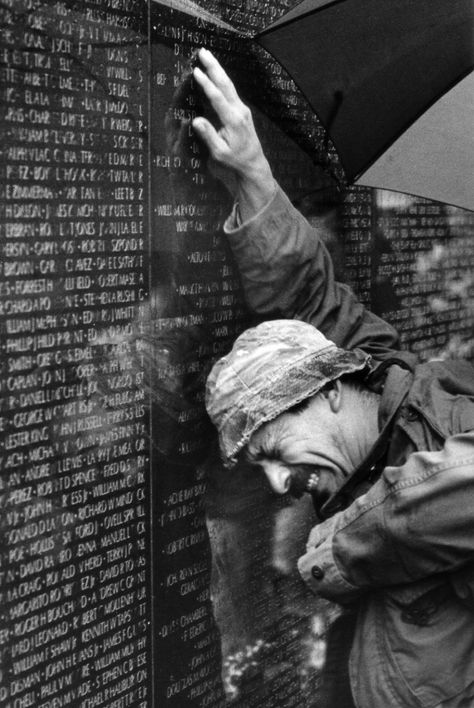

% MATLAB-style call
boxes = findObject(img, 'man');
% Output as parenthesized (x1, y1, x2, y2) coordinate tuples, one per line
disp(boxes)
(192, 49, 474, 708)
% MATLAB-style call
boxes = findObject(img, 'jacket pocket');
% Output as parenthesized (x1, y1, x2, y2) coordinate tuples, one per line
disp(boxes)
(385, 577, 447, 615)
(380, 581, 474, 707)
(386, 577, 450, 627)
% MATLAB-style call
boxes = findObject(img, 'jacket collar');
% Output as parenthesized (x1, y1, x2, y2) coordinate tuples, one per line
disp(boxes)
(318, 363, 413, 519)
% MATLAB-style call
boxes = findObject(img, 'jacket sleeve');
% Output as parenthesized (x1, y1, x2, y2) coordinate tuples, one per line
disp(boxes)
(298, 431, 474, 602)
(224, 185, 403, 361)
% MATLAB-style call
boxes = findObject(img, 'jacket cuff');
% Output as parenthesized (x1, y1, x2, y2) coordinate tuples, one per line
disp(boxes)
(223, 181, 279, 235)
(298, 516, 361, 602)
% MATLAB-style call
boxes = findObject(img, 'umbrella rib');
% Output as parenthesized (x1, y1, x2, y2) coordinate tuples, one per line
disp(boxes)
(255, 0, 350, 38)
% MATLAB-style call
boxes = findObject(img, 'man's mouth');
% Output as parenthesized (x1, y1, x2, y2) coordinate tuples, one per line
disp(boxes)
(287, 465, 319, 498)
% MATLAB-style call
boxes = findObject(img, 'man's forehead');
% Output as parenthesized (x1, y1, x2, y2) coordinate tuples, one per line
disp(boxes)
(245, 393, 342, 462)
(246, 407, 316, 462)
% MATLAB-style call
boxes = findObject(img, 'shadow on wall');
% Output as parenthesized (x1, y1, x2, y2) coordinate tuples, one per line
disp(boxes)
(203, 452, 356, 707)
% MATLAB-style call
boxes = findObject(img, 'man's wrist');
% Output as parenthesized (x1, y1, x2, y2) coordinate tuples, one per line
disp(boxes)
(235, 158, 275, 223)
(224, 178, 278, 234)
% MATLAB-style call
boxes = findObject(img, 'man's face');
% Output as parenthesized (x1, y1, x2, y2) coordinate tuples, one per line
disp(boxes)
(245, 386, 364, 509)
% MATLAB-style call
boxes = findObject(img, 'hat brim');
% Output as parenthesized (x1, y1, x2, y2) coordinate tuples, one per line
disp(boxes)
(222, 346, 371, 467)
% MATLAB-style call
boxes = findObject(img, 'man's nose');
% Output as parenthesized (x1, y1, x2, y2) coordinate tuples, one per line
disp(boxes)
(263, 462, 291, 495)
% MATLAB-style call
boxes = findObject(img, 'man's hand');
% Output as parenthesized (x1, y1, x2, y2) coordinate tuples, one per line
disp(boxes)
(192, 48, 275, 222)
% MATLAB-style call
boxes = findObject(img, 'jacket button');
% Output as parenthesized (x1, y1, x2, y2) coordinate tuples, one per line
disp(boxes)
(402, 407, 418, 421)
(311, 565, 324, 580)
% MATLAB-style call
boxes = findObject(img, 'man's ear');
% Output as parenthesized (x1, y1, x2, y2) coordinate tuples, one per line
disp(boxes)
(326, 379, 342, 413)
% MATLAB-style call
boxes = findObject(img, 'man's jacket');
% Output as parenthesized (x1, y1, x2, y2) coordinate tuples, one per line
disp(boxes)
(224, 185, 474, 708)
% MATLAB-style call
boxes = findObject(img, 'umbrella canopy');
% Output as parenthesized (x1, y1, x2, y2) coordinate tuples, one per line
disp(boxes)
(257, 0, 474, 211)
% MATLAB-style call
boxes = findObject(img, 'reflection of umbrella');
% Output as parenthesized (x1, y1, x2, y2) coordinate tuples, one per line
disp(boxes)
(257, 0, 474, 211)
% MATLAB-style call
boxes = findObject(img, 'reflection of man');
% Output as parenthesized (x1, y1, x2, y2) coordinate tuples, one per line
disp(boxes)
(192, 49, 474, 708)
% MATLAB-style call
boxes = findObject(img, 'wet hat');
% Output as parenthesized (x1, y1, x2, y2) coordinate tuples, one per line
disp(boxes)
(205, 319, 370, 467)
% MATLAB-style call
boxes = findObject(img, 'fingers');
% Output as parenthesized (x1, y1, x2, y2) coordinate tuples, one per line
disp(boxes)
(192, 116, 227, 159)
(196, 48, 239, 103)
(192, 48, 245, 127)
(192, 66, 235, 125)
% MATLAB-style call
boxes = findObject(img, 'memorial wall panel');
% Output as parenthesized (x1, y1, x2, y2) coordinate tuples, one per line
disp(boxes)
(0, 1, 473, 707)
(0, 2, 151, 706)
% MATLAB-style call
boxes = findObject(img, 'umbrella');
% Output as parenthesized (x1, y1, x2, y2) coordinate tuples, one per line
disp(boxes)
(256, 0, 474, 211)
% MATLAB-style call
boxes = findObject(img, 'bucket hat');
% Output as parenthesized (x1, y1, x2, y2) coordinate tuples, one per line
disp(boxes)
(206, 319, 370, 467)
